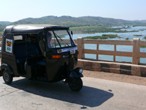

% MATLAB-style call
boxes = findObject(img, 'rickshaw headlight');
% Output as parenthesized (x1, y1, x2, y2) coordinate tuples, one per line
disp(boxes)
(74, 67, 83, 74)
(79, 68, 83, 74)
(70, 68, 83, 78)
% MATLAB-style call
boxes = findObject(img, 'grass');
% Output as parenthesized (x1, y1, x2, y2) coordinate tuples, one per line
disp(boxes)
(134, 34, 142, 36)
(70, 25, 128, 34)
(125, 38, 129, 40)
(83, 34, 120, 39)
(70, 25, 138, 34)
(141, 46, 146, 48)
(0, 31, 2, 36)
(143, 36, 146, 40)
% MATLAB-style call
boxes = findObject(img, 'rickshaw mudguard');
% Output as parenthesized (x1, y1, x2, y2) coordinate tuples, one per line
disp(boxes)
(69, 67, 83, 78)
(0, 72, 2, 76)
(45, 59, 66, 81)
(0, 67, 2, 76)
(1, 63, 13, 75)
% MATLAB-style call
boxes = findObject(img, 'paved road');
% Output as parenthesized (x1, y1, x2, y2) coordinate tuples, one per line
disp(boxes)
(0, 77, 146, 110)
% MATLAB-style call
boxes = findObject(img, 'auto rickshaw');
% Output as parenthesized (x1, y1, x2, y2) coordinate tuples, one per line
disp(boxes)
(0, 25, 83, 91)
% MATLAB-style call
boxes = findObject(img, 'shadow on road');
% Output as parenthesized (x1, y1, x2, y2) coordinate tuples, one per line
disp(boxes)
(9, 78, 113, 107)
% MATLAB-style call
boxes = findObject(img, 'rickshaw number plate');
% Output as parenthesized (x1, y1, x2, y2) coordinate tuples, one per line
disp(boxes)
(70, 49, 75, 54)
(58, 47, 77, 54)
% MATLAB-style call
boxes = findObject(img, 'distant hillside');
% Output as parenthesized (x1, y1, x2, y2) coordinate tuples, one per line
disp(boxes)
(0, 16, 146, 33)
(0, 21, 11, 25)
(13, 16, 146, 26)
(0, 21, 11, 32)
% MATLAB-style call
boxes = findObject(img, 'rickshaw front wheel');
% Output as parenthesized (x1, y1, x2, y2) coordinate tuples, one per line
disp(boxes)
(68, 78, 83, 92)
(3, 69, 13, 85)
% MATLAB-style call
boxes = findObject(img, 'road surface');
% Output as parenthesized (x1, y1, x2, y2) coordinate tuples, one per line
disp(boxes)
(0, 77, 146, 110)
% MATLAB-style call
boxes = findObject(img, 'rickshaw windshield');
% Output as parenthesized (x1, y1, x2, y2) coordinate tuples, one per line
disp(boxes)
(46, 30, 74, 49)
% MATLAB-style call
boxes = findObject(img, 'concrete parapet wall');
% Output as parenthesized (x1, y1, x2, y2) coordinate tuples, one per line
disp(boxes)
(76, 38, 146, 65)
(78, 59, 146, 77)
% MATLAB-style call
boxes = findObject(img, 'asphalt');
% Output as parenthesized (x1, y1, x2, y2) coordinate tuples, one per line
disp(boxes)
(0, 76, 146, 110)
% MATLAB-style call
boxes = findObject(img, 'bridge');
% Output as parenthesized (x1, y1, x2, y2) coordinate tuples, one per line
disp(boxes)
(75, 38, 146, 77)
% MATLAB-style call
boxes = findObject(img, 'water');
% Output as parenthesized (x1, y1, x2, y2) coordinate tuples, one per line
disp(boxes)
(72, 26, 146, 64)
(72, 26, 146, 40)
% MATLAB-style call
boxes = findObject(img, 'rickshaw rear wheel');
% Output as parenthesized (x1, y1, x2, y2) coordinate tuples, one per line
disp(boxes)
(68, 78, 83, 92)
(3, 69, 13, 85)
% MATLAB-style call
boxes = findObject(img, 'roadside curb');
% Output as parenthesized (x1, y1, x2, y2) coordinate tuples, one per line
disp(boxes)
(78, 59, 146, 77)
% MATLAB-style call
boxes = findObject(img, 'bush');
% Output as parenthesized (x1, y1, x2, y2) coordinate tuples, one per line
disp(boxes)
(84, 34, 119, 39)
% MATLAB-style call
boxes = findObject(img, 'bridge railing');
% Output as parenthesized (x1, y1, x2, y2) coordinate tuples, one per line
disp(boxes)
(76, 38, 146, 65)
(0, 37, 2, 57)
(75, 38, 146, 76)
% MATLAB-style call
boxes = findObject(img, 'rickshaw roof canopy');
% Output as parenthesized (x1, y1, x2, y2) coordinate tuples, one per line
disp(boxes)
(4, 24, 69, 35)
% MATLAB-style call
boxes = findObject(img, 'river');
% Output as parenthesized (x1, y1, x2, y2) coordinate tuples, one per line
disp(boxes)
(72, 26, 146, 64)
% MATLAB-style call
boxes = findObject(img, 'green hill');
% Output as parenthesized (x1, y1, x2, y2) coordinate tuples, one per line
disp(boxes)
(13, 16, 144, 26)
(0, 21, 11, 33)
(0, 16, 146, 34)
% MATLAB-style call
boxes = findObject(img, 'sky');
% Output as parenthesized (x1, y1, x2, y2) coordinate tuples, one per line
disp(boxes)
(0, 0, 146, 22)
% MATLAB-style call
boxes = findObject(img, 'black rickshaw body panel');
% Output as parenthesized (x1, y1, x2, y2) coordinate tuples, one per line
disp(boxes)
(1, 33, 19, 76)
(45, 46, 78, 82)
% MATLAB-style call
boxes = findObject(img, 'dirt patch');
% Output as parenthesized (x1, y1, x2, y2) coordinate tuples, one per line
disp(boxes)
(83, 70, 146, 86)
